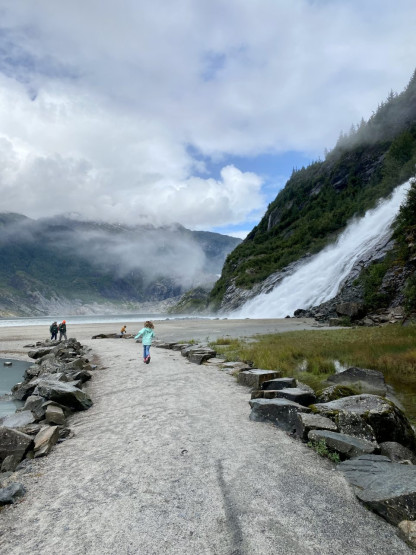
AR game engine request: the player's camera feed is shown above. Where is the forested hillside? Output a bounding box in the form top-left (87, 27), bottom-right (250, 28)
top-left (210, 70), bottom-right (416, 312)
top-left (0, 215), bottom-right (240, 316)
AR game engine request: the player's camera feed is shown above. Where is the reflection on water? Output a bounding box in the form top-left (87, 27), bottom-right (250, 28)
top-left (0, 359), bottom-right (29, 417)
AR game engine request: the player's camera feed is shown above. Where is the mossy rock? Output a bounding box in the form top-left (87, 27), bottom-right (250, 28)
top-left (316, 385), bottom-right (360, 403)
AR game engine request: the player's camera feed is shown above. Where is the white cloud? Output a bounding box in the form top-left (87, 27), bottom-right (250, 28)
top-left (0, 0), bottom-right (415, 228)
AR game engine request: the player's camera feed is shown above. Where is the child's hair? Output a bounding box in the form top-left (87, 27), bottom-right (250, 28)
top-left (144, 320), bottom-right (154, 329)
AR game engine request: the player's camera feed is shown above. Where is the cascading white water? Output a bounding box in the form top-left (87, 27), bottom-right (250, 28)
top-left (232, 180), bottom-right (411, 319)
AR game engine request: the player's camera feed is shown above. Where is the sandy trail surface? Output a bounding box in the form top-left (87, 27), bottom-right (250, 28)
top-left (0, 320), bottom-right (411, 554)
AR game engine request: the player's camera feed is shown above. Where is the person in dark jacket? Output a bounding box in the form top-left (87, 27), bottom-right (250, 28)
top-left (59, 320), bottom-right (67, 341)
top-left (50, 321), bottom-right (58, 341)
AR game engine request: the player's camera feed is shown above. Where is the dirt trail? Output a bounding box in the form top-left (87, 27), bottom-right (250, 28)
top-left (0, 323), bottom-right (412, 554)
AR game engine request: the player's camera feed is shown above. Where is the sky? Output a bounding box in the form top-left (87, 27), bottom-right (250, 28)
top-left (0, 1), bottom-right (416, 239)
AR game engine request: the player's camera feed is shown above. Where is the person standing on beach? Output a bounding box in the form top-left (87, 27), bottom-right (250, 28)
top-left (59, 320), bottom-right (67, 341)
top-left (50, 321), bottom-right (58, 341)
top-left (134, 321), bottom-right (155, 364)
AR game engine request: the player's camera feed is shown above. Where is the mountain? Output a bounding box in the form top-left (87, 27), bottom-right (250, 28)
top-left (0, 214), bottom-right (240, 317)
top-left (210, 69), bottom-right (416, 321)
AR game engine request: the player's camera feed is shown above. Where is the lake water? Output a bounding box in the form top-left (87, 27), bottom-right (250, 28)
top-left (0, 359), bottom-right (30, 417)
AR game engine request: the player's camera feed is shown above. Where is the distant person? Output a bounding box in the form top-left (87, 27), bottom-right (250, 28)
top-left (50, 321), bottom-right (58, 341)
top-left (120, 325), bottom-right (127, 337)
top-left (134, 321), bottom-right (155, 364)
top-left (59, 320), bottom-right (67, 341)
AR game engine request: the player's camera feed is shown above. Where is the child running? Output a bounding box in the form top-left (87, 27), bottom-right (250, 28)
top-left (134, 321), bottom-right (155, 364)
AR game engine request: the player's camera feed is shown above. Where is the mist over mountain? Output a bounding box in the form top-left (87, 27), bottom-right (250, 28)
top-left (0, 214), bottom-right (240, 317)
top-left (210, 69), bottom-right (416, 321)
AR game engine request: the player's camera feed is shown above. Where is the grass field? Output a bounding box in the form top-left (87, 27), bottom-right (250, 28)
top-left (210, 323), bottom-right (416, 422)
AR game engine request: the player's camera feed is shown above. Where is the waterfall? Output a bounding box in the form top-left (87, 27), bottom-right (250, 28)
top-left (231, 180), bottom-right (411, 319)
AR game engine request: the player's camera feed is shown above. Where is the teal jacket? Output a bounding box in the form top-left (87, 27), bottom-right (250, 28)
top-left (134, 327), bottom-right (154, 345)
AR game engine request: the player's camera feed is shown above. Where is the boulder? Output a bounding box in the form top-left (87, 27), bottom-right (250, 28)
top-left (249, 398), bottom-right (310, 432)
top-left (22, 395), bottom-right (47, 421)
top-left (181, 346), bottom-right (217, 364)
top-left (91, 333), bottom-right (119, 339)
top-left (0, 411), bottom-right (36, 429)
top-left (24, 365), bottom-right (41, 380)
top-left (0, 427), bottom-right (33, 465)
top-left (294, 413), bottom-right (338, 441)
top-left (261, 377), bottom-right (297, 390)
top-left (273, 387), bottom-right (316, 406)
top-left (34, 378), bottom-right (93, 411)
top-left (188, 349), bottom-right (217, 364)
top-left (338, 454), bottom-right (416, 525)
top-left (327, 367), bottom-right (387, 395)
top-left (308, 430), bottom-right (378, 459)
top-left (312, 395), bottom-right (416, 450)
top-left (238, 370), bottom-right (282, 389)
top-left (28, 347), bottom-right (53, 359)
top-left (11, 380), bottom-right (38, 401)
top-left (316, 385), bottom-right (359, 403)
top-left (45, 405), bottom-right (66, 426)
top-left (251, 387), bottom-right (315, 406)
top-left (0, 482), bottom-right (26, 505)
top-left (34, 426), bottom-right (59, 457)
top-left (336, 302), bottom-right (365, 319)
top-left (379, 442), bottom-right (416, 465)
top-left (1, 455), bottom-right (19, 472)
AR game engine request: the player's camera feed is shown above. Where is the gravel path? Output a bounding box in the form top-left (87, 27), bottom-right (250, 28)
top-left (0, 324), bottom-right (412, 554)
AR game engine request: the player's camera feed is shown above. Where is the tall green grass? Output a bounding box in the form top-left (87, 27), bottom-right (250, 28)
top-left (210, 324), bottom-right (416, 391)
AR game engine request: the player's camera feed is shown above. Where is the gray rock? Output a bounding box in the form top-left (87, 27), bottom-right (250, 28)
top-left (380, 442), bottom-right (416, 465)
top-left (23, 395), bottom-right (47, 420)
top-left (294, 413), bottom-right (338, 441)
top-left (261, 377), bottom-right (296, 390)
top-left (0, 427), bottom-right (33, 465)
top-left (238, 370), bottom-right (282, 389)
top-left (308, 430), bottom-right (378, 459)
top-left (45, 405), bottom-right (66, 426)
top-left (316, 385), bottom-right (359, 403)
top-left (327, 366), bottom-right (387, 395)
top-left (313, 394), bottom-right (416, 449)
top-left (24, 365), bottom-right (41, 380)
top-left (1, 455), bottom-right (18, 472)
top-left (11, 379), bottom-right (38, 401)
top-left (336, 302), bottom-right (365, 319)
top-left (338, 454), bottom-right (416, 525)
top-left (0, 411), bottom-right (36, 429)
top-left (188, 350), bottom-right (217, 364)
top-left (181, 346), bottom-right (217, 364)
top-left (34, 426), bottom-right (59, 457)
top-left (273, 387), bottom-right (316, 406)
top-left (251, 387), bottom-right (315, 406)
top-left (0, 482), bottom-right (26, 505)
top-left (28, 347), bottom-right (53, 359)
top-left (34, 378), bottom-right (93, 411)
top-left (249, 398), bottom-right (310, 432)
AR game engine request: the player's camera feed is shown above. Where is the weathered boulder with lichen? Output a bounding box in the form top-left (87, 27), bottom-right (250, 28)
top-left (338, 454), bottom-right (416, 525)
top-left (327, 367), bottom-right (387, 395)
top-left (316, 385), bottom-right (359, 403)
top-left (308, 429), bottom-right (378, 459)
top-left (312, 394), bottom-right (416, 450)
